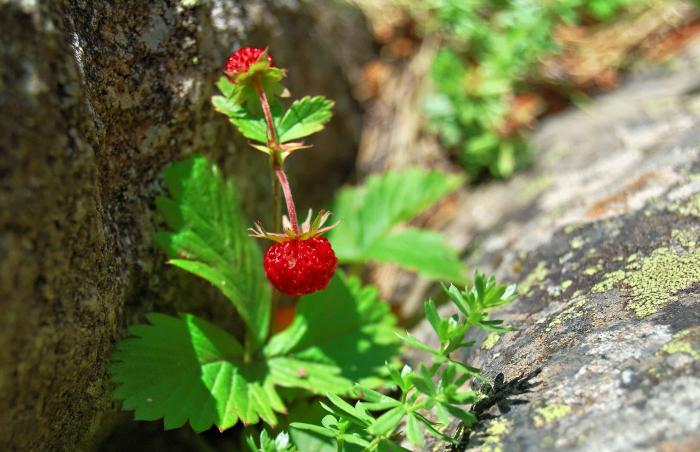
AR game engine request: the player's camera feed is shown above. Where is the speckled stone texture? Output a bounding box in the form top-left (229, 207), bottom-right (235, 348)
top-left (423, 42), bottom-right (700, 451)
top-left (0, 0), bottom-right (371, 449)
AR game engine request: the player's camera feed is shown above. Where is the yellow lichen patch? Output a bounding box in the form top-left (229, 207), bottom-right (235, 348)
top-left (660, 328), bottom-right (700, 360)
top-left (570, 236), bottom-right (588, 250)
top-left (669, 194), bottom-right (700, 217)
top-left (482, 333), bottom-right (501, 350)
top-left (582, 265), bottom-right (601, 276)
top-left (561, 280), bottom-right (573, 290)
top-left (591, 270), bottom-right (626, 294)
top-left (519, 261), bottom-right (549, 295)
top-left (533, 404), bottom-right (572, 428)
top-left (592, 247), bottom-right (700, 317)
top-left (672, 229), bottom-right (698, 249)
top-left (480, 417), bottom-right (511, 452)
top-left (546, 296), bottom-right (587, 332)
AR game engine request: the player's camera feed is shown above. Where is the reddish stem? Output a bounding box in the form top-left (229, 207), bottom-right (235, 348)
top-left (254, 78), bottom-right (279, 147)
top-left (275, 167), bottom-right (299, 235)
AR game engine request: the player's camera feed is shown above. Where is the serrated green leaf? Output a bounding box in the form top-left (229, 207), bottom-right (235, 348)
top-left (154, 155), bottom-right (270, 346)
top-left (277, 96), bottom-right (334, 143)
top-left (111, 313), bottom-right (358, 432)
top-left (111, 313), bottom-right (281, 431)
top-left (212, 95), bottom-right (271, 144)
top-left (329, 169), bottom-right (465, 282)
top-left (265, 272), bottom-right (399, 383)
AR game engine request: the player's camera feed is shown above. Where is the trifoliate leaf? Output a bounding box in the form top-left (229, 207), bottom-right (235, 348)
top-left (154, 156), bottom-right (270, 347)
top-left (110, 313), bottom-right (351, 432)
top-left (277, 96), bottom-right (334, 143)
top-left (265, 272), bottom-right (399, 382)
top-left (329, 168), bottom-right (466, 282)
top-left (212, 94), bottom-right (269, 144)
top-left (111, 313), bottom-right (278, 431)
top-left (111, 273), bottom-right (398, 431)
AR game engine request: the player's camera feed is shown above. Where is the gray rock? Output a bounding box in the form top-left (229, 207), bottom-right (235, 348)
top-left (426, 42), bottom-right (700, 451)
top-left (0, 0), bottom-right (371, 449)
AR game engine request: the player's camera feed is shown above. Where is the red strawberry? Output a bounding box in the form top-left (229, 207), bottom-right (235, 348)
top-left (251, 209), bottom-right (340, 296)
top-left (263, 236), bottom-right (337, 296)
top-left (224, 47), bottom-right (273, 77)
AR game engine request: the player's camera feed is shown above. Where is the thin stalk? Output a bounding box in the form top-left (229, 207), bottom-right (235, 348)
top-left (254, 74), bottom-right (302, 342)
top-left (254, 78), bottom-right (279, 147)
top-left (275, 167), bottom-right (299, 234)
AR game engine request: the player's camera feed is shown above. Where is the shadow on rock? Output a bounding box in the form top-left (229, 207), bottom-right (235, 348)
top-left (446, 368), bottom-right (542, 452)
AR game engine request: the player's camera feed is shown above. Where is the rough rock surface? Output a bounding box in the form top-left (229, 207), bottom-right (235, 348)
top-left (423, 41), bottom-right (700, 451)
top-left (0, 1), bottom-right (371, 449)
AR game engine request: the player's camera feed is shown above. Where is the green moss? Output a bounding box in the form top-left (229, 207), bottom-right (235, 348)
top-left (592, 247), bottom-right (700, 317)
top-left (519, 261), bottom-right (548, 295)
top-left (561, 280), bottom-right (573, 290)
top-left (533, 404), bottom-right (572, 428)
top-left (482, 333), bottom-right (501, 350)
top-left (481, 417), bottom-right (511, 452)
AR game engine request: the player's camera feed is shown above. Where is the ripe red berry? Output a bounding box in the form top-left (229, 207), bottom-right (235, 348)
top-left (225, 47), bottom-right (273, 77)
top-left (263, 236), bottom-right (338, 296)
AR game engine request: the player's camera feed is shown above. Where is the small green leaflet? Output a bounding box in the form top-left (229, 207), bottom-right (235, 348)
top-left (329, 168), bottom-right (466, 282)
top-left (213, 77), bottom-right (333, 145)
top-left (212, 92), bottom-right (269, 144)
top-left (154, 156), bottom-right (270, 347)
top-left (276, 96), bottom-right (334, 143)
top-left (110, 272), bottom-right (398, 431)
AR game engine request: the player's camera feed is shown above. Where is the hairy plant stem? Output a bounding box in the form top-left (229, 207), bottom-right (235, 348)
top-left (254, 76), bottom-right (301, 340)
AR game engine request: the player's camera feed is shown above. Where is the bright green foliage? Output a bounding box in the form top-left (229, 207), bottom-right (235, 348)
top-left (213, 79), bottom-right (273, 144)
top-left (425, 0), bottom-right (645, 179)
top-left (289, 272), bottom-right (517, 450)
top-left (246, 430), bottom-right (296, 452)
top-left (154, 155), bottom-right (271, 347)
top-left (213, 78), bottom-right (333, 148)
top-left (265, 274), bottom-right (399, 383)
top-left (329, 169), bottom-right (465, 282)
top-left (110, 272), bottom-right (399, 432)
top-left (277, 96), bottom-right (334, 143)
top-left (444, 272), bottom-right (517, 334)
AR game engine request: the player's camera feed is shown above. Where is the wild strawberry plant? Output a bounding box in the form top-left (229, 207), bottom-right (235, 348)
top-left (250, 272), bottom-right (517, 451)
top-left (109, 47), bottom-right (514, 448)
top-left (110, 48), bottom-right (393, 432)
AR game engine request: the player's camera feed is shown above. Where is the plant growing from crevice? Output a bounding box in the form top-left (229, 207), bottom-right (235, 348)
top-left (271, 272), bottom-right (519, 451)
top-left (108, 46), bottom-right (469, 437)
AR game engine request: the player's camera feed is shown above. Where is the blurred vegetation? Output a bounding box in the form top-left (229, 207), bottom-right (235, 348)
top-left (423, 0), bottom-right (648, 180)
